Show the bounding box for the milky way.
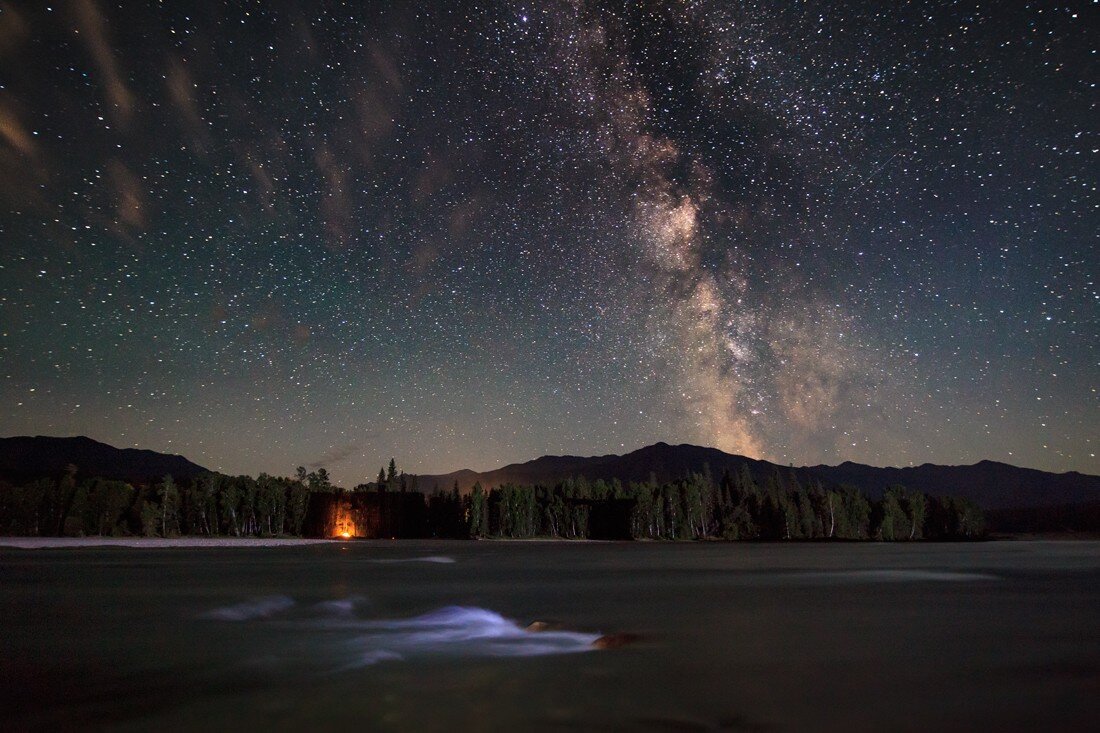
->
[0,1,1094,483]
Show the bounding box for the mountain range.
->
[417,441,1099,510]
[0,435,209,486]
[1,435,1097,511]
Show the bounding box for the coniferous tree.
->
[468,482,487,538]
[286,477,310,535]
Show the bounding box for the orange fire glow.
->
[334,506,356,539]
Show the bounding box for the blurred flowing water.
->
[2,540,1098,731]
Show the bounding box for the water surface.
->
[2,541,1098,731]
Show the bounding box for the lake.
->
[2,540,1098,731]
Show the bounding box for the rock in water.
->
[592,633,641,649]
[527,620,639,648]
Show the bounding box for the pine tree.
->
[468,483,487,538]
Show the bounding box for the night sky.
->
[0,1,1094,485]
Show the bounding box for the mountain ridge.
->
[2,435,1096,511]
[0,435,210,485]
[417,442,1099,510]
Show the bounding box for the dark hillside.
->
[0,435,209,485]
[419,443,1099,510]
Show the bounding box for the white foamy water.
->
[344,606,601,665]
[200,595,296,621]
[311,596,368,617]
[200,598,601,668]
[786,569,999,584]
[366,555,456,564]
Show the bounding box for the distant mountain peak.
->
[415,441,1098,511]
[0,435,209,485]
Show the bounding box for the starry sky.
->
[0,0,1095,484]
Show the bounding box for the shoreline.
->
[0,537,336,549]
[2,535,1099,549]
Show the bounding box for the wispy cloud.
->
[306,440,376,471]
[71,0,135,126]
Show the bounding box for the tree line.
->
[0,465,321,538]
[438,464,986,541]
[0,460,985,540]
